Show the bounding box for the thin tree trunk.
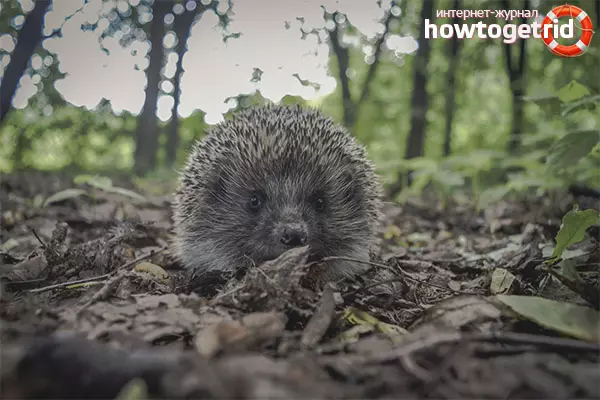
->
[328,13,354,128]
[0,0,51,123]
[443,0,461,157]
[327,7,395,129]
[596,0,600,33]
[166,5,200,167]
[133,1,170,175]
[404,0,434,161]
[502,0,528,154]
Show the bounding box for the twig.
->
[356,1,396,107]
[116,246,167,272]
[29,273,111,293]
[28,246,167,294]
[31,228,46,248]
[367,331,600,364]
[76,270,128,315]
[209,286,242,305]
[320,256,475,297]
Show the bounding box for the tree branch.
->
[0,0,51,123]
[357,2,395,108]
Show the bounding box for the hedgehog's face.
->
[204,158,371,268]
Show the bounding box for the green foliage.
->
[395,79,600,205]
[545,130,600,173]
[496,295,600,342]
[550,205,600,261]
[556,80,592,103]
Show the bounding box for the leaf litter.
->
[0,171,599,399]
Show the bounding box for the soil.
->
[1,171,599,399]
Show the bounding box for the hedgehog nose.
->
[280,224,307,247]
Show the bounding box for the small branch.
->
[29,273,111,294]
[357,2,395,107]
[28,246,167,294]
[368,331,600,364]
[31,228,46,248]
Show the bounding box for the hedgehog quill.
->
[172,105,383,281]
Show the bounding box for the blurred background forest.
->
[0,0,599,206]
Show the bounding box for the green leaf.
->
[495,295,600,342]
[561,94,600,116]
[43,189,88,207]
[103,185,147,203]
[545,130,600,172]
[115,378,148,400]
[73,174,95,185]
[551,205,600,260]
[87,175,113,190]
[556,80,591,103]
[477,186,510,211]
[343,307,407,343]
[74,174,113,189]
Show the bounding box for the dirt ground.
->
[1,171,599,399]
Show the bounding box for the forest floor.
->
[1,171,599,399]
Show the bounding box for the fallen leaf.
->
[490,268,516,295]
[104,186,147,203]
[134,262,170,285]
[195,312,286,357]
[43,189,88,207]
[343,307,407,343]
[301,286,336,347]
[495,295,600,342]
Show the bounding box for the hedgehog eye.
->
[314,197,325,212]
[248,194,263,211]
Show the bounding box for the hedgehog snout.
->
[278,222,308,247]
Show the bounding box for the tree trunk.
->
[404,0,434,161]
[328,13,354,128]
[502,0,528,154]
[133,1,170,175]
[0,0,51,123]
[327,8,394,129]
[166,5,200,167]
[443,0,461,157]
[596,0,600,32]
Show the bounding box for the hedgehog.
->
[172,104,383,281]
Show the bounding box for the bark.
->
[327,7,394,129]
[356,6,395,107]
[133,1,170,175]
[0,0,51,123]
[596,0,600,33]
[502,0,528,154]
[166,5,201,167]
[328,13,354,128]
[404,0,434,161]
[443,0,461,157]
